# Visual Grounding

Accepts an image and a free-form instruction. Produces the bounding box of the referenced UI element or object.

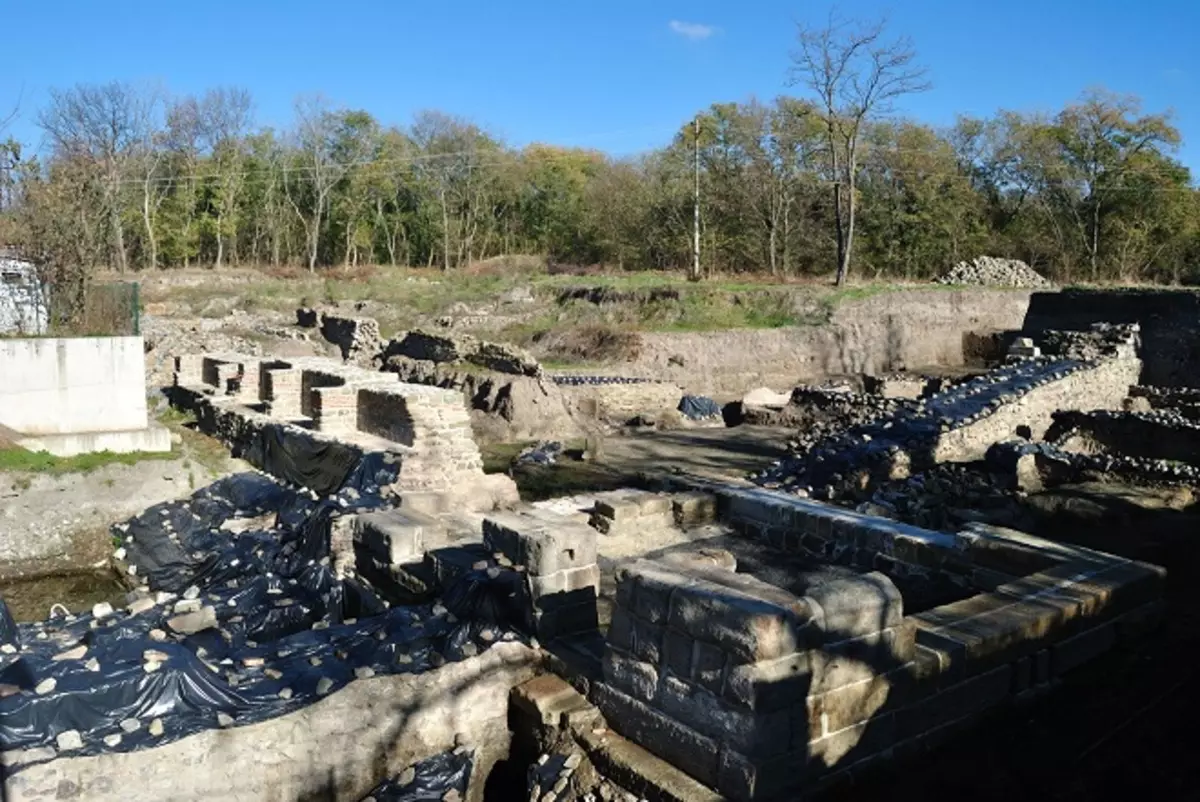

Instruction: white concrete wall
[0,337,149,435]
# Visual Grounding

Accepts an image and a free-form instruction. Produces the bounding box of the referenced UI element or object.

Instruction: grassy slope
[136,262,1007,366]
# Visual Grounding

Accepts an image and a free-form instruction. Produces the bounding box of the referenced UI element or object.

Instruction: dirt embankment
[602,288,1036,397]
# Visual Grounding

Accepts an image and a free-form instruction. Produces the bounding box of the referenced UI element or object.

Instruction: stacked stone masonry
[589,490,676,536]
[483,509,600,642]
[172,353,493,498]
[591,481,1167,800]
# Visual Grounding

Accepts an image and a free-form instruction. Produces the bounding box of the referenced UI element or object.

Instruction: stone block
[655,674,791,758]
[603,648,659,702]
[1051,623,1116,676]
[353,508,445,564]
[529,564,601,600]
[592,683,721,788]
[619,561,689,625]
[534,601,599,641]
[630,617,665,665]
[807,713,896,774]
[724,652,814,712]
[666,572,813,664]
[512,674,583,726]
[895,664,1011,740]
[803,571,903,640]
[662,628,694,679]
[482,511,597,576]
[717,745,812,802]
[693,641,728,694]
[607,606,635,652]
[802,668,900,741]
[673,492,718,526]
[810,623,917,696]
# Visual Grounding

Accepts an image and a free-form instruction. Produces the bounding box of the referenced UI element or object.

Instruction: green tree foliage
[1,82,1196,286]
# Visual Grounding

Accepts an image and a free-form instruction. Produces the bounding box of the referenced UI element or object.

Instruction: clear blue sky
[3,0,1198,171]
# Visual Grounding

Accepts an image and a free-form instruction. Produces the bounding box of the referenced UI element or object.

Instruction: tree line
[0,17,1197,289]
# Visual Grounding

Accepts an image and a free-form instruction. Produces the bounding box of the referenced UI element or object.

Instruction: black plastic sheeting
[513,441,564,467]
[678,395,721,420]
[360,748,473,801]
[0,459,524,767]
[0,600,19,649]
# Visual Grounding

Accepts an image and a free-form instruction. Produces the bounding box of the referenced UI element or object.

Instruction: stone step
[353,508,448,564]
[578,725,723,802]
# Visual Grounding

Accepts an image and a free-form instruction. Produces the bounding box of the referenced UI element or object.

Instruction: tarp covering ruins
[0,458,525,766]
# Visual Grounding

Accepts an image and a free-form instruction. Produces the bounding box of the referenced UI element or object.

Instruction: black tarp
[0,456,523,767]
[678,395,721,420]
[361,749,473,802]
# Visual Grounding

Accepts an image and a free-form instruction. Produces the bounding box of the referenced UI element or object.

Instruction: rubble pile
[757,357,1098,499]
[1040,322,1141,361]
[935,256,1052,288]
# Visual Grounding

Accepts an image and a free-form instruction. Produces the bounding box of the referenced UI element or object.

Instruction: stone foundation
[587,479,1167,800]
[172,353,510,505]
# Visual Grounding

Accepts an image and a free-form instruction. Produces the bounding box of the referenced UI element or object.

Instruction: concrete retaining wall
[0,337,149,435]
[4,642,540,802]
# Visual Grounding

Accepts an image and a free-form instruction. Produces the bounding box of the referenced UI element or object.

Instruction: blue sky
[3,0,1198,170]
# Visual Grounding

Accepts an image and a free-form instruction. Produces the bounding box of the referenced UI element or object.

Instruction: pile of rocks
[935,256,1052,288]
[384,330,543,377]
[1041,322,1140,361]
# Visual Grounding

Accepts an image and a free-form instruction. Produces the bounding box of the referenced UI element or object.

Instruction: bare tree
[198,87,253,267]
[285,95,345,272]
[789,12,929,285]
[38,82,160,273]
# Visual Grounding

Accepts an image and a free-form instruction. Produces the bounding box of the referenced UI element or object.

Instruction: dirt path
[597,425,788,481]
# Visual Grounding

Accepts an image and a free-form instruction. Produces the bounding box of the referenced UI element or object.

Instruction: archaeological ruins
[0,281,1196,802]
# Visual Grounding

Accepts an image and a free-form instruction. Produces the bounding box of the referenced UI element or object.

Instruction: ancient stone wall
[1047,409,1200,467]
[930,355,1142,463]
[1023,289,1200,387]
[608,481,1167,800]
[483,508,600,642]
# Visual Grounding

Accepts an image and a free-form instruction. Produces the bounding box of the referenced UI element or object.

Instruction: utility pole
[691,115,701,282]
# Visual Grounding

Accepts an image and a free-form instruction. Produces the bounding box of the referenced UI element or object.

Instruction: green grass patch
[0,447,177,476]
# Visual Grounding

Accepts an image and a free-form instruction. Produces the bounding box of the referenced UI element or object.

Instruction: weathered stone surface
[591,683,721,789]
[167,606,218,635]
[666,573,812,664]
[483,511,597,576]
[803,571,903,640]
[603,649,659,702]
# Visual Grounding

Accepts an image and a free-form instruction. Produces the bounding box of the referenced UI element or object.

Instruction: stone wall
[172,354,510,505]
[1022,289,1200,387]
[1047,409,1200,467]
[606,481,1168,799]
[4,642,540,802]
[319,313,382,365]
[483,508,600,642]
[930,355,1143,463]
[384,356,582,445]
